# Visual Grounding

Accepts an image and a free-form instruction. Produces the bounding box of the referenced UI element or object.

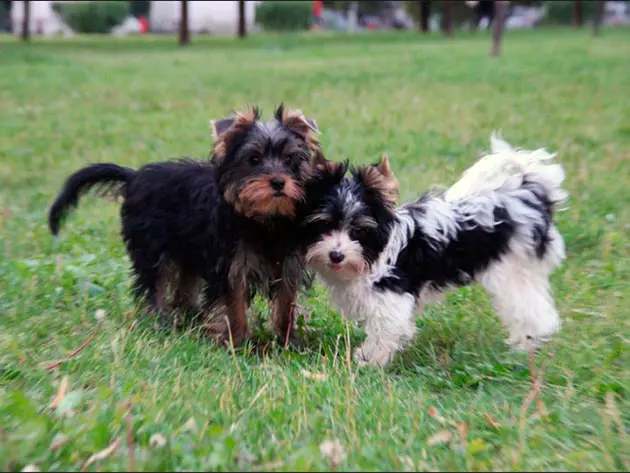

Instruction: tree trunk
[593,0,605,36]
[572,0,583,28]
[21,0,30,42]
[490,1,509,57]
[443,1,453,37]
[238,0,246,38]
[179,0,189,46]
[419,1,430,33]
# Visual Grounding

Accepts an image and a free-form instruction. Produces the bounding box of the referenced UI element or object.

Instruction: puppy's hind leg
[129,253,168,317]
[479,238,564,350]
[353,293,417,367]
[171,268,203,313]
[204,281,249,348]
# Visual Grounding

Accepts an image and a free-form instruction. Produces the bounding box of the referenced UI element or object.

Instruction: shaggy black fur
[48,105,346,346]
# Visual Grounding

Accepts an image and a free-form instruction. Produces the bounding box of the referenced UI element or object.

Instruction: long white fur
[313,134,568,366]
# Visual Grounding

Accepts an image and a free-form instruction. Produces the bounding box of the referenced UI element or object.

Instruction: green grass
[1,28,629,472]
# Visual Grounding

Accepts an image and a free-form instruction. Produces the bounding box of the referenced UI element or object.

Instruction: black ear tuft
[274,103,285,122]
[336,159,350,181]
[252,106,262,121]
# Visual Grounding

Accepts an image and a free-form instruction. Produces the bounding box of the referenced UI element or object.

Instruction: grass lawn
[1,28,629,471]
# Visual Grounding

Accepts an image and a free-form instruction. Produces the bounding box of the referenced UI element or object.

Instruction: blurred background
[2,1,629,41]
[2,3,629,471]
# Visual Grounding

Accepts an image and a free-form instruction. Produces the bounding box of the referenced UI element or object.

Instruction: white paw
[507,333,551,351]
[353,344,394,367]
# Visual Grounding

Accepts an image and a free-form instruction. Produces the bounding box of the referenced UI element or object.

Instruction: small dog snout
[270,177,285,191]
[329,250,345,264]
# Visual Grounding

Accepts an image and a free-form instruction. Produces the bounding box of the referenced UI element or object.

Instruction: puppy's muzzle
[328,250,345,264]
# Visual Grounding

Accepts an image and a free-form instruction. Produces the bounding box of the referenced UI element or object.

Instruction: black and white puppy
[48,105,345,347]
[303,135,567,366]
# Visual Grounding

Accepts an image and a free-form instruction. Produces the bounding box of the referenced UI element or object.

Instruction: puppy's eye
[349,229,367,241]
[249,155,262,166]
[284,155,293,165]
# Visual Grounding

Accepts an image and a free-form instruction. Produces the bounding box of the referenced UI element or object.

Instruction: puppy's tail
[48,163,137,235]
[444,132,568,210]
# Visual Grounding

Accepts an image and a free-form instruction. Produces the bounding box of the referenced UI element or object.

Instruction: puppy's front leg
[353,294,417,367]
[271,282,299,347]
[224,280,249,347]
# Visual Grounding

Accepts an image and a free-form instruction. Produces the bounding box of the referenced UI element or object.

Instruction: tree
[419,0,431,33]
[593,0,604,36]
[179,0,189,46]
[22,0,30,42]
[572,0,583,28]
[443,1,453,37]
[491,1,509,57]
[238,0,246,38]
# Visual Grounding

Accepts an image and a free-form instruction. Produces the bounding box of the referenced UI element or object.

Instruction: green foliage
[256,1,313,31]
[129,0,151,19]
[0,1,10,33]
[543,1,598,25]
[56,1,130,34]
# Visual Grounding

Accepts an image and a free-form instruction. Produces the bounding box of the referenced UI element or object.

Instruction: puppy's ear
[210,117,236,140]
[375,154,393,179]
[313,151,347,178]
[305,118,319,133]
[358,154,399,209]
[210,106,261,163]
[277,104,321,139]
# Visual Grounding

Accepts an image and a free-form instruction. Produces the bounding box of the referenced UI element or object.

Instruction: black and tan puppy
[48,105,346,347]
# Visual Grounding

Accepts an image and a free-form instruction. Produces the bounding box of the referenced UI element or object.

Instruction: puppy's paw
[507,333,551,352]
[353,344,393,368]
[202,321,247,348]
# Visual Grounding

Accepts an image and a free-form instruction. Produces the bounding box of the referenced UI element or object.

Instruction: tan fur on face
[224,174,304,219]
[360,154,399,209]
[211,107,259,164]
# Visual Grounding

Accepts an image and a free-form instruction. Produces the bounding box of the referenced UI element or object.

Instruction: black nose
[270,177,285,191]
[329,250,345,264]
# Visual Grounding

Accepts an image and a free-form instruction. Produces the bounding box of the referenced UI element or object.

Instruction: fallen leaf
[21,465,40,472]
[484,413,500,429]
[400,456,415,470]
[182,417,197,432]
[467,438,489,455]
[149,433,167,448]
[427,407,447,424]
[49,376,69,409]
[55,390,83,418]
[319,439,346,467]
[300,369,327,382]
[457,422,468,443]
[81,439,121,471]
[427,430,453,446]
[50,433,69,451]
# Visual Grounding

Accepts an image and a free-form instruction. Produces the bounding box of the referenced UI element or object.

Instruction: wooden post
[490,1,509,57]
[419,1,430,33]
[21,0,30,42]
[179,0,189,46]
[238,0,246,38]
[443,1,453,37]
[572,0,583,28]
[593,0,605,36]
